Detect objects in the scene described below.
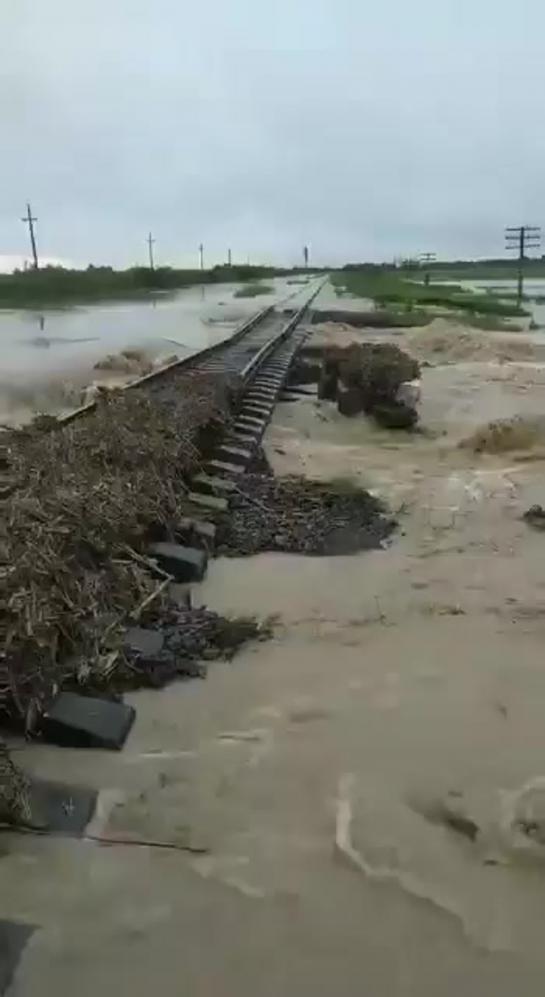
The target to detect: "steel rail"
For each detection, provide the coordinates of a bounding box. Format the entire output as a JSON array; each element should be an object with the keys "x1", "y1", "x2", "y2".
[{"x1": 58, "y1": 281, "x2": 323, "y2": 427}]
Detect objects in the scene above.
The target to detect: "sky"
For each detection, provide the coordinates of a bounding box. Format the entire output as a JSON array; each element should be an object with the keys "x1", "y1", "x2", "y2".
[{"x1": 2, "y1": 0, "x2": 545, "y2": 271}]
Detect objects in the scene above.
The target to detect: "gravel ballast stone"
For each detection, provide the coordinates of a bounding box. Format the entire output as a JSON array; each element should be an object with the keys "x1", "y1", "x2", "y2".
[{"x1": 216, "y1": 474, "x2": 396, "y2": 556}]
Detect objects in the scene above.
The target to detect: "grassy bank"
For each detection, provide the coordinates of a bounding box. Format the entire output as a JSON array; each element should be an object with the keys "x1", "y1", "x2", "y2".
[
  {"x1": 422, "y1": 260, "x2": 545, "y2": 282},
  {"x1": 331, "y1": 269, "x2": 528, "y2": 327},
  {"x1": 0, "y1": 264, "x2": 304, "y2": 308},
  {"x1": 342, "y1": 260, "x2": 545, "y2": 282}
]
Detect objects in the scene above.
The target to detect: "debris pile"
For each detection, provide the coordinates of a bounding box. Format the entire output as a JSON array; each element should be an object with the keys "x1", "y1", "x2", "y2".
[
  {"x1": 81, "y1": 604, "x2": 274, "y2": 694},
  {"x1": 319, "y1": 342, "x2": 421, "y2": 429},
  {"x1": 523, "y1": 505, "x2": 545, "y2": 530},
  {"x1": 1, "y1": 372, "x2": 234, "y2": 723},
  {"x1": 216, "y1": 474, "x2": 396, "y2": 556},
  {"x1": 0, "y1": 741, "x2": 33, "y2": 827}
]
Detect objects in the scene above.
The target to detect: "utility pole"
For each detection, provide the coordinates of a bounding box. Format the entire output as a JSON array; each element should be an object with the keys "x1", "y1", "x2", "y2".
[
  {"x1": 227, "y1": 248, "x2": 232, "y2": 267},
  {"x1": 147, "y1": 232, "x2": 155, "y2": 270},
  {"x1": 505, "y1": 225, "x2": 541, "y2": 304},
  {"x1": 303, "y1": 245, "x2": 309, "y2": 268},
  {"x1": 199, "y1": 243, "x2": 204, "y2": 271},
  {"x1": 419, "y1": 251, "x2": 436, "y2": 286},
  {"x1": 21, "y1": 202, "x2": 39, "y2": 269}
]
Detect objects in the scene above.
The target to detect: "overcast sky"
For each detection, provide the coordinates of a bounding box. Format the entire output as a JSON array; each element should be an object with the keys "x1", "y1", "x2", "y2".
[{"x1": 2, "y1": 0, "x2": 545, "y2": 270}]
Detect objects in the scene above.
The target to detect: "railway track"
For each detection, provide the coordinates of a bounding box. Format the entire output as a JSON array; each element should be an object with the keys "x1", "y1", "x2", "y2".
[
  {"x1": 54, "y1": 279, "x2": 326, "y2": 542},
  {"x1": 142, "y1": 278, "x2": 325, "y2": 547},
  {"x1": 59, "y1": 281, "x2": 323, "y2": 423},
  {"x1": 3, "y1": 278, "x2": 324, "y2": 577},
  {"x1": 1, "y1": 279, "x2": 324, "y2": 736}
]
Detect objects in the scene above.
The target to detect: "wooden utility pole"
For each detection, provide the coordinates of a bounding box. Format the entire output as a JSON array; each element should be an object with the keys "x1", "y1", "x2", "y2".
[
  {"x1": 227, "y1": 248, "x2": 232, "y2": 267},
  {"x1": 21, "y1": 202, "x2": 39, "y2": 269},
  {"x1": 419, "y1": 251, "x2": 436, "y2": 286},
  {"x1": 199, "y1": 243, "x2": 204, "y2": 271},
  {"x1": 303, "y1": 245, "x2": 309, "y2": 268},
  {"x1": 505, "y1": 225, "x2": 541, "y2": 304},
  {"x1": 147, "y1": 232, "x2": 155, "y2": 270}
]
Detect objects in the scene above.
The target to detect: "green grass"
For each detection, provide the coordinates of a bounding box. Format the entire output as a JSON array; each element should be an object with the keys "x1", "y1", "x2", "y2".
[
  {"x1": 233, "y1": 283, "x2": 274, "y2": 299},
  {"x1": 331, "y1": 270, "x2": 528, "y2": 321},
  {"x1": 0, "y1": 264, "x2": 298, "y2": 308},
  {"x1": 423, "y1": 262, "x2": 545, "y2": 281}
]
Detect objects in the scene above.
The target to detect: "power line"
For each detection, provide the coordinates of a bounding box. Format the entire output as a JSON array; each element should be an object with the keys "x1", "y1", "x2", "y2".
[
  {"x1": 505, "y1": 225, "x2": 541, "y2": 303},
  {"x1": 21, "y1": 202, "x2": 39, "y2": 269},
  {"x1": 147, "y1": 232, "x2": 155, "y2": 271}
]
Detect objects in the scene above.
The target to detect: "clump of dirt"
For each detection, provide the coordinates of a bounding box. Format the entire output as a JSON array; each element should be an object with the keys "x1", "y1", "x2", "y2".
[
  {"x1": 523, "y1": 505, "x2": 545, "y2": 530},
  {"x1": 355, "y1": 343, "x2": 419, "y2": 410},
  {"x1": 318, "y1": 342, "x2": 420, "y2": 429},
  {"x1": 216, "y1": 474, "x2": 396, "y2": 556},
  {"x1": 459, "y1": 415, "x2": 545, "y2": 454}
]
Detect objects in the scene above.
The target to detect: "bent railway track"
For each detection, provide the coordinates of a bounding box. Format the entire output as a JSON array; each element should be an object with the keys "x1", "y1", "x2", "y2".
[
  {"x1": 139, "y1": 278, "x2": 325, "y2": 540},
  {"x1": 2, "y1": 280, "x2": 325, "y2": 720},
  {"x1": 54, "y1": 279, "x2": 326, "y2": 536},
  {"x1": 59, "y1": 281, "x2": 323, "y2": 424}
]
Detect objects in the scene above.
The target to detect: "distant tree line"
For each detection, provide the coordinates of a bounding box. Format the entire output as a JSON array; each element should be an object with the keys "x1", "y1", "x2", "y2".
[
  {"x1": 342, "y1": 257, "x2": 545, "y2": 276},
  {"x1": 0, "y1": 263, "x2": 323, "y2": 307}
]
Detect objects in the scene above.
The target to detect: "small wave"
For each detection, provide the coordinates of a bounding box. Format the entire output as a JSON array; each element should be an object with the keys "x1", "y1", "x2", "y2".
[{"x1": 458, "y1": 416, "x2": 545, "y2": 454}]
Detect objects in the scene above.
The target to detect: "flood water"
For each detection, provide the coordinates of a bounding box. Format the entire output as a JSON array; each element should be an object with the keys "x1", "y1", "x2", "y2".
[
  {"x1": 458, "y1": 277, "x2": 545, "y2": 327},
  {"x1": 0, "y1": 276, "x2": 312, "y2": 424},
  {"x1": 13, "y1": 315, "x2": 545, "y2": 995}
]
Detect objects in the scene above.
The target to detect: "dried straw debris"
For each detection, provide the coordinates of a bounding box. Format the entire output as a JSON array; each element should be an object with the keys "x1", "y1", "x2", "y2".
[{"x1": 1, "y1": 372, "x2": 233, "y2": 723}]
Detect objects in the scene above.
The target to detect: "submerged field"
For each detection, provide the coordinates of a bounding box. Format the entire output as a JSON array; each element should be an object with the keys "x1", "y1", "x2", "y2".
[{"x1": 331, "y1": 269, "x2": 528, "y2": 331}]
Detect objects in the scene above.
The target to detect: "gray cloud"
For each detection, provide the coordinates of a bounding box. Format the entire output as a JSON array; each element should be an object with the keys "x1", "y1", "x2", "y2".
[{"x1": 2, "y1": 0, "x2": 544, "y2": 268}]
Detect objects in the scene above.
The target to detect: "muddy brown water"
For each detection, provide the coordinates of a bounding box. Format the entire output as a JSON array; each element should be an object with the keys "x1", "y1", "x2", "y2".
[
  {"x1": 0, "y1": 277, "x2": 311, "y2": 426},
  {"x1": 6, "y1": 315, "x2": 545, "y2": 993}
]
